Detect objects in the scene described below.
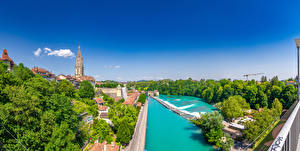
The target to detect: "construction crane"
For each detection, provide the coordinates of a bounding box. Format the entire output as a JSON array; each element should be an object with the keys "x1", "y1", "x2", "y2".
[{"x1": 243, "y1": 73, "x2": 264, "y2": 81}]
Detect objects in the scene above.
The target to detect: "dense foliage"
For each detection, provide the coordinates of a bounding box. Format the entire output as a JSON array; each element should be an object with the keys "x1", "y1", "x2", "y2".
[
  {"x1": 137, "y1": 93, "x2": 146, "y2": 104},
  {"x1": 0, "y1": 62, "x2": 81, "y2": 150},
  {"x1": 128, "y1": 78, "x2": 297, "y2": 109},
  {"x1": 90, "y1": 119, "x2": 113, "y2": 143},
  {"x1": 95, "y1": 80, "x2": 124, "y2": 88},
  {"x1": 243, "y1": 99, "x2": 282, "y2": 142},
  {"x1": 73, "y1": 99, "x2": 99, "y2": 117},
  {"x1": 79, "y1": 80, "x2": 95, "y2": 99},
  {"x1": 193, "y1": 111, "x2": 233, "y2": 151},
  {"x1": 220, "y1": 95, "x2": 250, "y2": 120},
  {"x1": 103, "y1": 95, "x2": 139, "y2": 145}
]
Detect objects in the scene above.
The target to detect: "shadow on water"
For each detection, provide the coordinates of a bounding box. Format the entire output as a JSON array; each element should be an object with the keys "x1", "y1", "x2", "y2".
[
  {"x1": 184, "y1": 125, "x2": 207, "y2": 144},
  {"x1": 189, "y1": 132, "x2": 217, "y2": 151},
  {"x1": 189, "y1": 132, "x2": 207, "y2": 143},
  {"x1": 183, "y1": 125, "x2": 199, "y2": 131}
]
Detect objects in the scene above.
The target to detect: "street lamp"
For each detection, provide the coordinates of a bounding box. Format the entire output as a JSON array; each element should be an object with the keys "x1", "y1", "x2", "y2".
[{"x1": 295, "y1": 39, "x2": 300, "y2": 101}]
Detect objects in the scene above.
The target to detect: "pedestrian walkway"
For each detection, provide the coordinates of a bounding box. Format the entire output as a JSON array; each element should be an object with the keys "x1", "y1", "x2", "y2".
[{"x1": 125, "y1": 99, "x2": 149, "y2": 151}]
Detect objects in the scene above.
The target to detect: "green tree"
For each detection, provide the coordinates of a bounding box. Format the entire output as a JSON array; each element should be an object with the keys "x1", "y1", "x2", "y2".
[
  {"x1": 202, "y1": 87, "x2": 214, "y2": 103},
  {"x1": 87, "y1": 104, "x2": 99, "y2": 117},
  {"x1": 90, "y1": 119, "x2": 111, "y2": 143},
  {"x1": 194, "y1": 111, "x2": 224, "y2": 145},
  {"x1": 244, "y1": 85, "x2": 258, "y2": 108},
  {"x1": 45, "y1": 122, "x2": 80, "y2": 151},
  {"x1": 257, "y1": 90, "x2": 268, "y2": 108},
  {"x1": 0, "y1": 61, "x2": 85, "y2": 150},
  {"x1": 272, "y1": 98, "x2": 282, "y2": 117},
  {"x1": 243, "y1": 109, "x2": 278, "y2": 141},
  {"x1": 222, "y1": 84, "x2": 234, "y2": 100},
  {"x1": 78, "y1": 80, "x2": 95, "y2": 99},
  {"x1": 57, "y1": 80, "x2": 76, "y2": 97},
  {"x1": 261, "y1": 76, "x2": 267, "y2": 83},
  {"x1": 137, "y1": 93, "x2": 147, "y2": 104},
  {"x1": 12, "y1": 63, "x2": 34, "y2": 82},
  {"x1": 270, "y1": 76, "x2": 279, "y2": 86},
  {"x1": 214, "y1": 86, "x2": 223, "y2": 102},
  {"x1": 221, "y1": 95, "x2": 250, "y2": 120},
  {"x1": 116, "y1": 117, "x2": 132, "y2": 145},
  {"x1": 281, "y1": 84, "x2": 296, "y2": 108},
  {"x1": 220, "y1": 133, "x2": 234, "y2": 151},
  {"x1": 270, "y1": 85, "x2": 282, "y2": 106}
]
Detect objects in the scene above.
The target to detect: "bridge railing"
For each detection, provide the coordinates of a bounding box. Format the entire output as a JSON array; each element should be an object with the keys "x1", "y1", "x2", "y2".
[{"x1": 268, "y1": 100, "x2": 300, "y2": 151}]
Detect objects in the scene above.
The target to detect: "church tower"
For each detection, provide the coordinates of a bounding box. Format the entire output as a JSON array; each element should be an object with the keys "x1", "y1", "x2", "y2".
[{"x1": 75, "y1": 44, "x2": 84, "y2": 77}]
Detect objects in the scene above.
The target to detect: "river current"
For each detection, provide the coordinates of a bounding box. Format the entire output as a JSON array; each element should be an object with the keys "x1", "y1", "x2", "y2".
[{"x1": 145, "y1": 95, "x2": 216, "y2": 151}]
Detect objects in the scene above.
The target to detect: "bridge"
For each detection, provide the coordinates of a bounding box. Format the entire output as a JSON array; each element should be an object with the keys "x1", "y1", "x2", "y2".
[
  {"x1": 268, "y1": 100, "x2": 300, "y2": 151},
  {"x1": 268, "y1": 39, "x2": 300, "y2": 151}
]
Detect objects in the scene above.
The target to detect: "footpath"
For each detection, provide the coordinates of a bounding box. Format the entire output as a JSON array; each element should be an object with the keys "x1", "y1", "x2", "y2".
[{"x1": 124, "y1": 100, "x2": 149, "y2": 151}]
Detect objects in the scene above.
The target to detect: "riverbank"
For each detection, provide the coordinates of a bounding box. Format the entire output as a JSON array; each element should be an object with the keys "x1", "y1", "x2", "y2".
[
  {"x1": 151, "y1": 96, "x2": 200, "y2": 120},
  {"x1": 125, "y1": 99, "x2": 148, "y2": 151}
]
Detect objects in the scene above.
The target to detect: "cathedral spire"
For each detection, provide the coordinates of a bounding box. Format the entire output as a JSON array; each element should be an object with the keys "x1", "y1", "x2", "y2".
[
  {"x1": 77, "y1": 43, "x2": 81, "y2": 57},
  {"x1": 75, "y1": 43, "x2": 84, "y2": 77}
]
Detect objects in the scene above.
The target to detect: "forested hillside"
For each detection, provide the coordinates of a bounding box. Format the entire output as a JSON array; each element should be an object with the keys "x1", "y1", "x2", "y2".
[
  {"x1": 128, "y1": 77, "x2": 297, "y2": 109},
  {"x1": 0, "y1": 62, "x2": 91, "y2": 150}
]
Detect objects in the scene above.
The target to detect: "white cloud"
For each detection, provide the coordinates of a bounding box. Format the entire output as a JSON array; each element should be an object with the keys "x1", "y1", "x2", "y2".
[
  {"x1": 43, "y1": 47, "x2": 52, "y2": 52},
  {"x1": 104, "y1": 65, "x2": 121, "y2": 69},
  {"x1": 34, "y1": 48, "x2": 42, "y2": 56},
  {"x1": 47, "y1": 49, "x2": 75, "y2": 58},
  {"x1": 34, "y1": 47, "x2": 75, "y2": 58}
]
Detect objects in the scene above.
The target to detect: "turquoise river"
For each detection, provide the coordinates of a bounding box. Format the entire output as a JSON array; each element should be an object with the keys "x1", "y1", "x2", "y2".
[{"x1": 145, "y1": 95, "x2": 217, "y2": 151}]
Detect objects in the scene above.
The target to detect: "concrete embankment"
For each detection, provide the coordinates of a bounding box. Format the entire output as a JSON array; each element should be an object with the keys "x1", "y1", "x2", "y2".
[
  {"x1": 151, "y1": 96, "x2": 196, "y2": 120},
  {"x1": 124, "y1": 99, "x2": 148, "y2": 151}
]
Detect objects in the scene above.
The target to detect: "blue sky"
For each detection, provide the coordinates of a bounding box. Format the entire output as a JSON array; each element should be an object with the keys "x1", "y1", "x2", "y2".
[{"x1": 0, "y1": 0, "x2": 300, "y2": 81}]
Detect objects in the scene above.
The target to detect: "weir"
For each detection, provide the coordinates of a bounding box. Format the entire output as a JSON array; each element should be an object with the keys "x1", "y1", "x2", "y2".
[{"x1": 151, "y1": 96, "x2": 197, "y2": 120}]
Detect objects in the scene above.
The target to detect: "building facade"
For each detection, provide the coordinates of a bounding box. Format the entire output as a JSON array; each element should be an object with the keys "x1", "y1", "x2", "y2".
[
  {"x1": 75, "y1": 44, "x2": 84, "y2": 77},
  {"x1": 31, "y1": 67, "x2": 56, "y2": 81},
  {"x1": 0, "y1": 48, "x2": 14, "y2": 71}
]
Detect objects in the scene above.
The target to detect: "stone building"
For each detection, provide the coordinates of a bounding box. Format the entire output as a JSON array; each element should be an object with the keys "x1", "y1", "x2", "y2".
[
  {"x1": 97, "y1": 86, "x2": 123, "y2": 98},
  {"x1": 73, "y1": 44, "x2": 96, "y2": 87},
  {"x1": 31, "y1": 67, "x2": 56, "y2": 81},
  {"x1": 0, "y1": 48, "x2": 14, "y2": 71},
  {"x1": 75, "y1": 44, "x2": 84, "y2": 78}
]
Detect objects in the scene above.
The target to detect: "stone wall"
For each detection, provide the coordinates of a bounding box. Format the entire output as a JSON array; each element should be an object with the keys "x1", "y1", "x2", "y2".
[{"x1": 97, "y1": 87, "x2": 122, "y2": 98}]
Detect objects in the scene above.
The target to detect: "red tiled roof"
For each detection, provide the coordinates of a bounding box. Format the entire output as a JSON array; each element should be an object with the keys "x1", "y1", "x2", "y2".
[
  {"x1": 95, "y1": 98, "x2": 104, "y2": 104},
  {"x1": 98, "y1": 105, "x2": 108, "y2": 111},
  {"x1": 89, "y1": 142, "x2": 104, "y2": 151},
  {"x1": 106, "y1": 142, "x2": 119, "y2": 151},
  {"x1": 90, "y1": 142, "x2": 119, "y2": 151},
  {"x1": 123, "y1": 92, "x2": 139, "y2": 106},
  {"x1": 31, "y1": 67, "x2": 56, "y2": 78},
  {"x1": 0, "y1": 49, "x2": 14, "y2": 65},
  {"x1": 114, "y1": 97, "x2": 122, "y2": 102},
  {"x1": 247, "y1": 115, "x2": 253, "y2": 118},
  {"x1": 80, "y1": 76, "x2": 95, "y2": 82},
  {"x1": 31, "y1": 67, "x2": 50, "y2": 74},
  {"x1": 137, "y1": 102, "x2": 142, "y2": 107}
]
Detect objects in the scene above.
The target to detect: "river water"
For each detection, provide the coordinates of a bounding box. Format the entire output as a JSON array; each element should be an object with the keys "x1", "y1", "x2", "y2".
[{"x1": 145, "y1": 95, "x2": 216, "y2": 151}]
